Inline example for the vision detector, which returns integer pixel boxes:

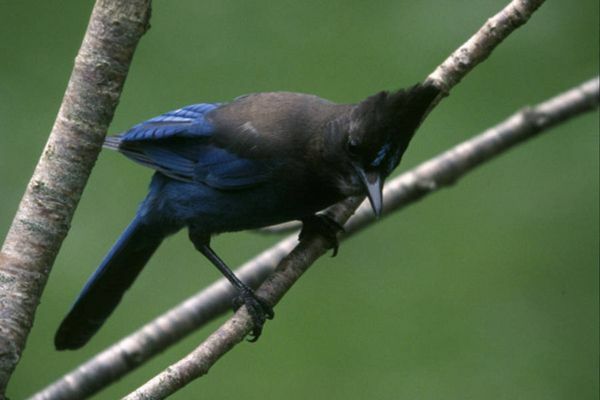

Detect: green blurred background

[1,1,598,399]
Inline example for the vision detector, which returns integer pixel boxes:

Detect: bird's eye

[347,138,360,157]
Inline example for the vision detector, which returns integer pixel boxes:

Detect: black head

[341,83,439,216]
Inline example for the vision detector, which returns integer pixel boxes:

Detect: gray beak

[356,168,383,217]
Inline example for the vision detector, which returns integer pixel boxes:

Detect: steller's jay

[54,83,439,350]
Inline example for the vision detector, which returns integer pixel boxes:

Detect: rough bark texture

[0,0,151,396]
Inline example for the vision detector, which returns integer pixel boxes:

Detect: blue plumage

[114,103,274,188]
[121,103,220,141]
[55,84,439,350]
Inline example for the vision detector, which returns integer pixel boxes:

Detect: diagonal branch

[0,0,152,397]
[427,0,545,92]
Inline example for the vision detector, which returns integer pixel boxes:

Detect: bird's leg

[190,233,274,341]
[299,213,345,257]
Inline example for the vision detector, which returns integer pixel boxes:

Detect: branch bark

[426,0,545,92]
[115,1,554,398]
[0,0,151,397]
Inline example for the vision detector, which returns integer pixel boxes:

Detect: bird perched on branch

[54,83,439,350]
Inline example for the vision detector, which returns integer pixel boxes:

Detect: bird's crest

[348,83,439,176]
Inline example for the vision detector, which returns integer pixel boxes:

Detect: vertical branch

[0,0,151,396]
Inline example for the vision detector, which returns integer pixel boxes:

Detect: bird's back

[209,92,352,157]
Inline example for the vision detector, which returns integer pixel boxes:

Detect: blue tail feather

[54,214,163,350]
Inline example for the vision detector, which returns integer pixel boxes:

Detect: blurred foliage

[1,1,598,399]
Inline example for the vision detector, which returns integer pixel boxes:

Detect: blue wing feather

[121,103,220,142]
[109,103,273,189]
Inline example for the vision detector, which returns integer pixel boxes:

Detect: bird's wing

[120,103,219,141]
[106,103,275,189]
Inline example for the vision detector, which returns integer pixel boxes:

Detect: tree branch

[426,0,545,92]
[0,0,151,397]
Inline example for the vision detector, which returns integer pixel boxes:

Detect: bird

[54,82,439,350]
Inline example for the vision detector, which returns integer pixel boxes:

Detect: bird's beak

[356,168,383,217]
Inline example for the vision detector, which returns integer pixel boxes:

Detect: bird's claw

[233,288,274,342]
[299,214,345,257]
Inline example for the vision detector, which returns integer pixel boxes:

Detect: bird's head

[334,83,439,217]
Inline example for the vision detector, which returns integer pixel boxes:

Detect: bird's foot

[299,214,345,257]
[233,288,274,342]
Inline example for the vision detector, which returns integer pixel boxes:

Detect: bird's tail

[102,135,123,151]
[54,214,163,350]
